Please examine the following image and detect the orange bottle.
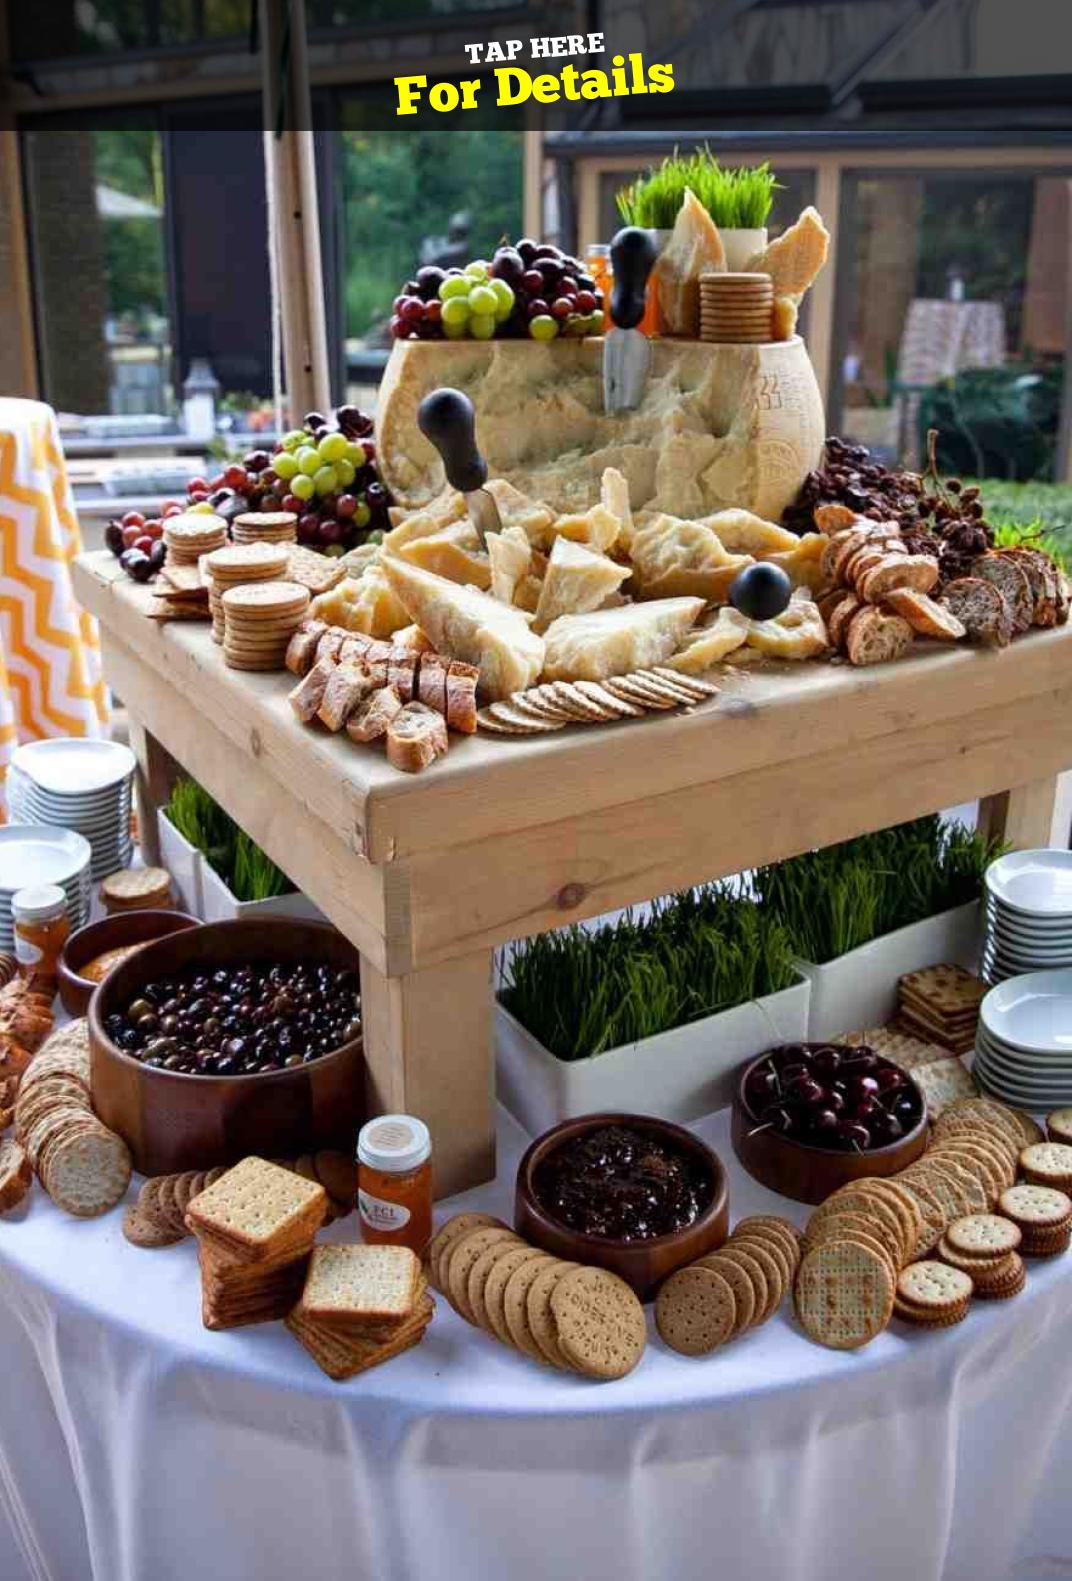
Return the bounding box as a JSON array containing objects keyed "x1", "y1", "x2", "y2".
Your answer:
[
  {"x1": 585, "y1": 244, "x2": 612, "y2": 331},
  {"x1": 12, "y1": 885, "x2": 70, "y2": 982},
  {"x1": 357, "y1": 1114, "x2": 433, "y2": 1255}
]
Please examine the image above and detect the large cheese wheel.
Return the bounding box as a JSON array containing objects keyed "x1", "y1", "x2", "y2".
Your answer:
[{"x1": 376, "y1": 335, "x2": 824, "y2": 523}]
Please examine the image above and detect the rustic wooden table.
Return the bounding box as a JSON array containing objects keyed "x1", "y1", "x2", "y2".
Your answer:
[{"x1": 73, "y1": 550, "x2": 1072, "y2": 1197}]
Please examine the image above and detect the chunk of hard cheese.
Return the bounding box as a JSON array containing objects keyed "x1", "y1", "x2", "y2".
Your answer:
[
  {"x1": 653, "y1": 188, "x2": 726, "y2": 337},
  {"x1": 533, "y1": 537, "x2": 630, "y2": 633},
  {"x1": 486, "y1": 524, "x2": 533, "y2": 605},
  {"x1": 542, "y1": 598, "x2": 704, "y2": 682},
  {"x1": 310, "y1": 567, "x2": 409, "y2": 639},
  {"x1": 396, "y1": 521, "x2": 491, "y2": 590},
  {"x1": 381, "y1": 554, "x2": 544, "y2": 699},
  {"x1": 630, "y1": 515, "x2": 751, "y2": 602}
]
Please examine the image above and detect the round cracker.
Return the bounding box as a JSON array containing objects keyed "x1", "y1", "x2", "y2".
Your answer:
[
  {"x1": 443, "y1": 1226, "x2": 519, "y2": 1323},
  {"x1": 550, "y1": 1265, "x2": 647, "y2": 1381},
  {"x1": 428, "y1": 1212, "x2": 503, "y2": 1290},
  {"x1": 945, "y1": 1213, "x2": 1021, "y2": 1257},
  {"x1": 695, "y1": 1251, "x2": 756, "y2": 1334},
  {"x1": 526, "y1": 1259, "x2": 581, "y2": 1371},
  {"x1": 655, "y1": 1264, "x2": 737, "y2": 1356},
  {"x1": 732, "y1": 1215, "x2": 802, "y2": 1275},
  {"x1": 468, "y1": 1238, "x2": 527, "y2": 1333},
  {"x1": 730, "y1": 1232, "x2": 792, "y2": 1301},
  {"x1": 44, "y1": 1128, "x2": 131, "y2": 1217},
  {"x1": 123, "y1": 1204, "x2": 183, "y2": 1247},
  {"x1": 999, "y1": 1183, "x2": 1072, "y2": 1229},
  {"x1": 795, "y1": 1239, "x2": 894, "y2": 1349},
  {"x1": 716, "y1": 1244, "x2": 769, "y2": 1327},
  {"x1": 483, "y1": 1247, "x2": 549, "y2": 1346},
  {"x1": 503, "y1": 1255, "x2": 560, "y2": 1361},
  {"x1": 896, "y1": 1260, "x2": 973, "y2": 1312}
]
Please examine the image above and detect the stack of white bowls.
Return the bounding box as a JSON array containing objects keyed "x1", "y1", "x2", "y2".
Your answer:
[
  {"x1": 0, "y1": 826, "x2": 92, "y2": 952},
  {"x1": 6, "y1": 739, "x2": 135, "y2": 881},
  {"x1": 981, "y1": 849, "x2": 1072, "y2": 986},
  {"x1": 975, "y1": 969, "x2": 1072, "y2": 1110}
]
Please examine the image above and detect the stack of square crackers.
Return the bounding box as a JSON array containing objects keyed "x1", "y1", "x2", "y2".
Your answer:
[
  {"x1": 427, "y1": 1213, "x2": 647, "y2": 1380},
  {"x1": 185, "y1": 1156, "x2": 327, "y2": 1330},
  {"x1": 897, "y1": 964, "x2": 985, "y2": 1056},
  {"x1": 285, "y1": 1244, "x2": 433, "y2": 1379}
]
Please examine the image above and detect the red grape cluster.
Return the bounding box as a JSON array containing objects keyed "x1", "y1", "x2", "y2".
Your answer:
[
  {"x1": 743, "y1": 1042, "x2": 923, "y2": 1153},
  {"x1": 391, "y1": 239, "x2": 604, "y2": 344}
]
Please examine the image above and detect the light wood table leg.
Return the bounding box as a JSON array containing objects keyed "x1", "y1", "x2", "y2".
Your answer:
[
  {"x1": 978, "y1": 773, "x2": 1072, "y2": 850},
  {"x1": 127, "y1": 717, "x2": 178, "y2": 865},
  {"x1": 359, "y1": 947, "x2": 496, "y2": 1200}
]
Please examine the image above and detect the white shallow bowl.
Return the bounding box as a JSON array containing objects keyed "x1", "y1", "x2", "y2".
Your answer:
[
  {"x1": 10, "y1": 738, "x2": 135, "y2": 796},
  {"x1": 0, "y1": 825, "x2": 92, "y2": 889},
  {"x1": 985, "y1": 897, "x2": 1072, "y2": 932},
  {"x1": 981, "y1": 970, "x2": 1072, "y2": 1054},
  {"x1": 983, "y1": 942, "x2": 1072, "y2": 970},
  {"x1": 985, "y1": 850, "x2": 1072, "y2": 919},
  {"x1": 976, "y1": 1028, "x2": 1072, "y2": 1075}
]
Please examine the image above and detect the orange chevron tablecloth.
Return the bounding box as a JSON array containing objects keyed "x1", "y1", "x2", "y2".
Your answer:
[{"x1": 0, "y1": 399, "x2": 109, "y2": 815}]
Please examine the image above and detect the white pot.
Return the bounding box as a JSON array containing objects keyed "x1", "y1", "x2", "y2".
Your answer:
[
  {"x1": 199, "y1": 859, "x2": 325, "y2": 924},
  {"x1": 496, "y1": 975, "x2": 811, "y2": 1137},
  {"x1": 157, "y1": 810, "x2": 204, "y2": 917},
  {"x1": 798, "y1": 902, "x2": 981, "y2": 1041},
  {"x1": 721, "y1": 226, "x2": 768, "y2": 272}
]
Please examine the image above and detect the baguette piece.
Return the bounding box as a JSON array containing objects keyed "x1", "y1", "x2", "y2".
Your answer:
[
  {"x1": 317, "y1": 664, "x2": 375, "y2": 732},
  {"x1": 940, "y1": 577, "x2": 1012, "y2": 648},
  {"x1": 288, "y1": 657, "x2": 336, "y2": 723},
  {"x1": 858, "y1": 554, "x2": 939, "y2": 603},
  {"x1": 827, "y1": 591, "x2": 862, "y2": 650},
  {"x1": 971, "y1": 553, "x2": 1033, "y2": 634},
  {"x1": 386, "y1": 702, "x2": 449, "y2": 773},
  {"x1": 994, "y1": 547, "x2": 1058, "y2": 628},
  {"x1": 363, "y1": 639, "x2": 394, "y2": 686},
  {"x1": 882, "y1": 588, "x2": 965, "y2": 641},
  {"x1": 315, "y1": 630, "x2": 347, "y2": 665},
  {"x1": 417, "y1": 652, "x2": 449, "y2": 715},
  {"x1": 844, "y1": 606, "x2": 914, "y2": 666},
  {"x1": 0, "y1": 1138, "x2": 32, "y2": 1213},
  {"x1": 285, "y1": 620, "x2": 328, "y2": 677},
  {"x1": 387, "y1": 649, "x2": 418, "y2": 702},
  {"x1": 346, "y1": 686, "x2": 403, "y2": 743},
  {"x1": 446, "y1": 659, "x2": 479, "y2": 734},
  {"x1": 339, "y1": 634, "x2": 374, "y2": 666}
]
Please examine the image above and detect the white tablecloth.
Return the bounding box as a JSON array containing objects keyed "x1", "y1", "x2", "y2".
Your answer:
[{"x1": 2, "y1": 1103, "x2": 1071, "y2": 1581}]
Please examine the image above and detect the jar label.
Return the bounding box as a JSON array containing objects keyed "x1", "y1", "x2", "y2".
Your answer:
[
  {"x1": 359, "y1": 1189, "x2": 411, "y2": 1232},
  {"x1": 15, "y1": 937, "x2": 42, "y2": 966}
]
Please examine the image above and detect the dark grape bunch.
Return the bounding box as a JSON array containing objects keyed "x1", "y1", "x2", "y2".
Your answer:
[
  {"x1": 392, "y1": 238, "x2": 605, "y2": 345},
  {"x1": 743, "y1": 1041, "x2": 923, "y2": 1153},
  {"x1": 103, "y1": 402, "x2": 392, "y2": 579},
  {"x1": 106, "y1": 959, "x2": 362, "y2": 1077}
]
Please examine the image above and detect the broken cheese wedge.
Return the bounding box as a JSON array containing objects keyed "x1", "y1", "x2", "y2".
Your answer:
[
  {"x1": 483, "y1": 477, "x2": 558, "y2": 549},
  {"x1": 631, "y1": 514, "x2": 752, "y2": 602},
  {"x1": 380, "y1": 554, "x2": 544, "y2": 699},
  {"x1": 747, "y1": 207, "x2": 830, "y2": 303},
  {"x1": 532, "y1": 536, "x2": 630, "y2": 633},
  {"x1": 742, "y1": 594, "x2": 828, "y2": 660},
  {"x1": 542, "y1": 598, "x2": 704, "y2": 682},
  {"x1": 397, "y1": 521, "x2": 491, "y2": 590},
  {"x1": 486, "y1": 524, "x2": 533, "y2": 605},
  {"x1": 384, "y1": 487, "x2": 467, "y2": 548},
  {"x1": 668, "y1": 607, "x2": 750, "y2": 672},
  {"x1": 698, "y1": 508, "x2": 799, "y2": 556},
  {"x1": 601, "y1": 467, "x2": 634, "y2": 550},
  {"x1": 653, "y1": 188, "x2": 726, "y2": 337},
  {"x1": 310, "y1": 567, "x2": 410, "y2": 639},
  {"x1": 553, "y1": 502, "x2": 622, "y2": 554}
]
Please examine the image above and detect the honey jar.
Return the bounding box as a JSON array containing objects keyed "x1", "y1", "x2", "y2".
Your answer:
[
  {"x1": 12, "y1": 884, "x2": 70, "y2": 981},
  {"x1": 357, "y1": 1114, "x2": 432, "y2": 1255}
]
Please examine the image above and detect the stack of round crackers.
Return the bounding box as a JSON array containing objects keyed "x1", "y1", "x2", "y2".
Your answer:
[
  {"x1": 14, "y1": 1020, "x2": 132, "y2": 1217},
  {"x1": 204, "y1": 542, "x2": 291, "y2": 643},
  {"x1": 100, "y1": 865, "x2": 172, "y2": 913},
  {"x1": 699, "y1": 272, "x2": 773, "y2": 344},
  {"x1": 428, "y1": 1212, "x2": 647, "y2": 1381},
  {"x1": 220, "y1": 580, "x2": 310, "y2": 671},
  {"x1": 934, "y1": 1213, "x2": 1025, "y2": 1299},
  {"x1": 1018, "y1": 1140, "x2": 1072, "y2": 1191},
  {"x1": 998, "y1": 1183, "x2": 1072, "y2": 1256},
  {"x1": 232, "y1": 511, "x2": 298, "y2": 546},
  {"x1": 655, "y1": 1215, "x2": 801, "y2": 1355},
  {"x1": 163, "y1": 511, "x2": 228, "y2": 565},
  {"x1": 894, "y1": 1260, "x2": 974, "y2": 1326}
]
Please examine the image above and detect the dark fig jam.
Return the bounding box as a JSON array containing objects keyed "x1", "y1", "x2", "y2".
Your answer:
[{"x1": 534, "y1": 1124, "x2": 712, "y2": 1241}]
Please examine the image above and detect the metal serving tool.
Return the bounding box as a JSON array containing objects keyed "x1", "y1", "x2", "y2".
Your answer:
[
  {"x1": 416, "y1": 387, "x2": 500, "y2": 549},
  {"x1": 603, "y1": 226, "x2": 657, "y2": 414}
]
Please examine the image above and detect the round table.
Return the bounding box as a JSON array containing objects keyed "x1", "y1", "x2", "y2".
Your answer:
[
  {"x1": 0, "y1": 398, "x2": 108, "y2": 814},
  {"x1": 2, "y1": 1103, "x2": 1070, "y2": 1581}
]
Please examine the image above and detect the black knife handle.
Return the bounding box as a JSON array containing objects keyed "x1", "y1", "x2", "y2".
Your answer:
[
  {"x1": 417, "y1": 388, "x2": 487, "y2": 493},
  {"x1": 610, "y1": 227, "x2": 657, "y2": 332}
]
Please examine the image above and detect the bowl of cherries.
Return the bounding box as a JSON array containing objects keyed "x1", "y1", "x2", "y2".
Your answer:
[{"x1": 731, "y1": 1042, "x2": 928, "y2": 1204}]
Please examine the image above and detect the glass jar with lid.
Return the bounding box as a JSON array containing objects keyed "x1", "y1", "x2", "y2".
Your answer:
[
  {"x1": 357, "y1": 1114, "x2": 433, "y2": 1255},
  {"x1": 13, "y1": 884, "x2": 70, "y2": 980}
]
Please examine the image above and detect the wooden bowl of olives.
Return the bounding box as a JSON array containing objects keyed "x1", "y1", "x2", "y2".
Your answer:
[
  {"x1": 731, "y1": 1042, "x2": 928, "y2": 1205},
  {"x1": 89, "y1": 919, "x2": 364, "y2": 1176}
]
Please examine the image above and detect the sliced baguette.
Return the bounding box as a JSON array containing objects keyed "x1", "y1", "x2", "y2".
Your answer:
[
  {"x1": 387, "y1": 649, "x2": 418, "y2": 702},
  {"x1": 844, "y1": 606, "x2": 914, "y2": 667},
  {"x1": 317, "y1": 664, "x2": 375, "y2": 732},
  {"x1": 446, "y1": 660, "x2": 479, "y2": 735},
  {"x1": 284, "y1": 620, "x2": 327, "y2": 677},
  {"x1": 288, "y1": 656, "x2": 335, "y2": 723},
  {"x1": 828, "y1": 591, "x2": 863, "y2": 650},
  {"x1": 315, "y1": 630, "x2": 347, "y2": 665},
  {"x1": 940, "y1": 577, "x2": 1012, "y2": 648},
  {"x1": 346, "y1": 685, "x2": 403, "y2": 743},
  {"x1": 386, "y1": 702, "x2": 449, "y2": 773},
  {"x1": 882, "y1": 588, "x2": 965, "y2": 641},
  {"x1": 858, "y1": 553, "x2": 939, "y2": 603},
  {"x1": 417, "y1": 652, "x2": 448, "y2": 715},
  {"x1": 971, "y1": 553, "x2": 1033, "y2": 634}
]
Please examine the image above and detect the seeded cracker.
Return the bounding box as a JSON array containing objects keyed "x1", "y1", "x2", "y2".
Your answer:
[
  {"x1": 794, "y1": 1239, "x2": 894, "y2": 1350},
  {"x1": 550, "y1": 1265, "x2": 646, "y2": 1380}
]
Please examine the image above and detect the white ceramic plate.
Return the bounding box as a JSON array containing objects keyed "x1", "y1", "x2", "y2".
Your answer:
[
  {"x1": 0, "y1": 825, "x2": 91, "y2": 891},
  {"x1": 10, "y1": 738, "x2": 135, "y2": 797},
  {"x1": 985, "y1": 910, "x2": 1072, "y2": 940},
  {"x1": 981, "y1": 970, "x2": 1072, "y2": 1054},
  {"x1": 984, "y1": 943, "x2": 1072, "y2": 970},
  {"x1": 985, "y1": 850, "x2": 1072, "y2": 919},
  {"x1": 976, "y1": 1028, "x2": 1072, "y2": 1074}
]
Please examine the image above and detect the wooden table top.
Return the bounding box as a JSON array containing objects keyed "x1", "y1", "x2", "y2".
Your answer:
[{"x1": 74, "y1": 549, "x2": 1072, "y2": 868}]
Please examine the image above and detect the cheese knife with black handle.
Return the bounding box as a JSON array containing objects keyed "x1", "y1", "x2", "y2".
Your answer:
[
  {"x1": 416, "y1": 387, "x2": 501, "y2": 549},
  {"x1": 603, "y1": 226, "x2": 657, "y2": 415}
]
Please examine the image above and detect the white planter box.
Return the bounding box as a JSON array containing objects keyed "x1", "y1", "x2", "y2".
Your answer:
[
  {"x1": 157, "y1": 810, "x2": 204, "y2": 917},
  {"x1": 720, "y1": 226, "x2": 768, "y2": 272},
  {"x1": 798, "y1": 901, "x2": 981, "y2": 1041},
  {"x1": 199, "y1": 859, "x2": 324, "y2": 924},
  {"x1": 496, "y1": 975, "x2": 811, "y2": 1137}
]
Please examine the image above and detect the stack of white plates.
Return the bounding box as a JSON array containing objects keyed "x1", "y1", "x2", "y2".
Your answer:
[
  {"x1": 974, "y1": 969, "x2": 1072, "y2": 1109},
  {"x1": 0, "y1": 826, "x2": 92, "y2": 952},
  {"x1": 6, "y1": 738, "x2": 135, "y2": 881},
  {"x1": 981, "y1": 849, "x2": 1072, "y2": 986}
]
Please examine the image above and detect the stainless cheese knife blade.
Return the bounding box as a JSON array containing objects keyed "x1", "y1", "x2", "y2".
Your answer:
[
  {"x1": 603, "y1": 227, "x2": 657, "y2": 415},
  {"x1": 416, "y1": 387, "x2": 501, "y2": 549}
]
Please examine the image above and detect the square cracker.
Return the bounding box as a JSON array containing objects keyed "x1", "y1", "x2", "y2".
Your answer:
[
  {"x1": 186, "y1": 1156, "x2": 326, "y2": 1259},
  {"x1": 298, "y1": 1243, "x2": 422, "y2": 1325},
  {"x1": 913, "y1": 1057, "x2": 977, "y2": 1117}
]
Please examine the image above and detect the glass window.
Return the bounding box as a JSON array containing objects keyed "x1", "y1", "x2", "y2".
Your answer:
[
  {"x1": 834, "y1": 171, "x2": 1071, "y2": 480},
  {"x1": 11, "y1": 1, "x2": 249, "y2": 60},
  {"x1": 335, "y1": 108, "x2": 523, "y2": 401},
  {"x1": 23, "y1": 126, "x2": 174, "y2": 417}
]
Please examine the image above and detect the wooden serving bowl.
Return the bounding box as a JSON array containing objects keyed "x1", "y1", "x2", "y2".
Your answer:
[
  {"x1": 59, "y1": 909, "x2": 199, "y2": 1017},
  {"x1": 89, "y1": 918, "x2": 364, "y2": 1176},
  {"x1": 731, "y1": 1054, "x2": 928, "y2": 1205},
  {"x1": 515, "y1": 1113, "x2": 729, "y2": 1302}
]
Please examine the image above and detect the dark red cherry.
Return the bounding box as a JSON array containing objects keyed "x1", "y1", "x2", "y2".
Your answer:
[
  {"x1": 836, "y1": 1120, "x2": 871, "y2": 1153},
  {"x1": 851, "y1": 1097, "x2": 880, "y2": 1123},
  {"x1": 787, "y1": 1074, "x2": 824, "y2": 1106},
  {"x1": 869, "y1": 1112, "x2": 905, "y2": 1147},
  {"x1": 811, "y1": 1046, "x2": 842, "y2": 1079},
  {"x1": 848, "y1": 1073, "x2": 880, "y2": 1102},
  {"x1": 809, "y1": 1107, "x2": 841, "y2": 1140},
  {"x1": 875, "y1": 1066, "x2": 907, "y2": 1094}
]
